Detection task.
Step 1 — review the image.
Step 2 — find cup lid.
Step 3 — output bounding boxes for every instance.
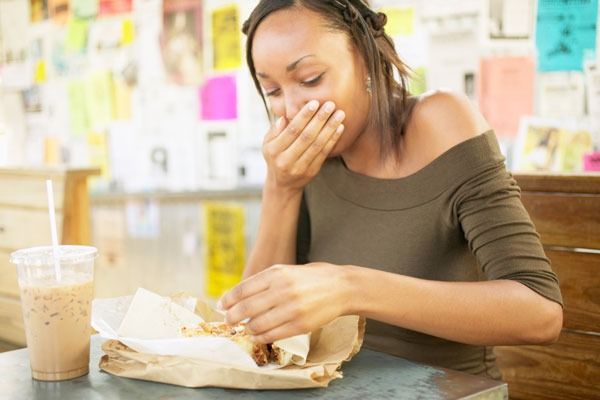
[10,246,98,266]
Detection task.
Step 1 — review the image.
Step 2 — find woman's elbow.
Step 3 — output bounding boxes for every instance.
[524,301,563,345]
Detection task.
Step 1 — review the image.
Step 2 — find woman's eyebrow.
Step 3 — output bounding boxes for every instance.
[256,54,317,79]
[286,54,316,72]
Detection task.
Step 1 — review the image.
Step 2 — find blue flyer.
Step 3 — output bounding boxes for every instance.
[536,0,598,71]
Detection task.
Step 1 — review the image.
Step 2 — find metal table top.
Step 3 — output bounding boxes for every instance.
[0,335,507,400]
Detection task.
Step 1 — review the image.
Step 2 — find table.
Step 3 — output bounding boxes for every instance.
[0,336,507,399]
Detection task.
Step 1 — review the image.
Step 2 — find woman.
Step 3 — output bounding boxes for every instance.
[218,0,563,379]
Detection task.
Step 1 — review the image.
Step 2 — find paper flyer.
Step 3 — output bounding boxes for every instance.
[30,0,49,22]
[72,0,99,18]
[135,0,166,85]
[99,0,132,15]
[584,61,600,125]
[43,135,61,165]
[203,203,246,298]
[198,124,239,188]
[44,81,71,140]
[88,131,111,180]
[488,0,533,40]
[65,18,89,53]
[212,4,242,71]
[379,6,414,37]
[107,121,141,191]
[85,70,114,129]
[161,0,203,85]
[49,0,69,24]
[478,56,535,138]
[538,72,586,118]
[536,0,598,71]
[125,199,160,239]
[0,0,30,89]
[200,75,238,120]
[514,117,594,172]
[33,60,47,83]
[112,79,132,120]
[67,79,90,136]
[121,18,135,45]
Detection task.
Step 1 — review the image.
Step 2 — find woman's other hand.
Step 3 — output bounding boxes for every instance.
[263,100,345,193]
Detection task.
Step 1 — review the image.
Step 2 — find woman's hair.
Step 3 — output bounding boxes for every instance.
[242,0,415,158]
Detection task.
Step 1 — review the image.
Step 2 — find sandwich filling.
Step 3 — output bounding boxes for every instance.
[180,322,291,366]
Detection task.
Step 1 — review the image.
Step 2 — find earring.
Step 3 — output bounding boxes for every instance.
[366,76,372,94]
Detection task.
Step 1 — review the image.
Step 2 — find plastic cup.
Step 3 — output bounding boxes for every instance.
[10,245,98,381]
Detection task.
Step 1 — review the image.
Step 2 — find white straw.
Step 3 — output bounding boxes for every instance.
[46,180,62,282]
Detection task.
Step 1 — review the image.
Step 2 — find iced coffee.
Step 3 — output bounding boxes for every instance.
[10,246,97,381]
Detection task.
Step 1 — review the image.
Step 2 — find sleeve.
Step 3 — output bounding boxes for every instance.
[295,190,311,264]
[455,162,563,306]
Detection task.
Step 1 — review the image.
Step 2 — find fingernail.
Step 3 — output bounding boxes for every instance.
[216,298,224,310]
[337,124,345,134]
[324,102,335,113]
[307,100,319,111]
[276,116,285,129]
[334,110,345,122]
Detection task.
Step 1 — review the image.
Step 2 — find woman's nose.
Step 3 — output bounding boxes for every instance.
[283,95,308,121]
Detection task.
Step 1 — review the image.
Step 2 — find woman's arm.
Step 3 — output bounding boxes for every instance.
[346,265,563,346]
[243,100,346,278]
[220,262,562,346]
[243,183,302,278]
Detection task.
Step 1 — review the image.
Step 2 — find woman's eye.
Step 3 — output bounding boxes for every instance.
[265,88,281,97]
[263,73,324,97]
[302,73,324,86]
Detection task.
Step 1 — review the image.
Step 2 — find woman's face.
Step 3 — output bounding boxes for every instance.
[251,6,371,156]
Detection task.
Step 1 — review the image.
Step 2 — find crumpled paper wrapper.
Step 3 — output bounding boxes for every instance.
[93,288,365,389]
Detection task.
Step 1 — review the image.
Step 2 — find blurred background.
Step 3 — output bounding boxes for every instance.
[0,0,598,303]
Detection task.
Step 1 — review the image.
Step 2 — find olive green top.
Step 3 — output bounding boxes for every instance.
[296,130,563,379]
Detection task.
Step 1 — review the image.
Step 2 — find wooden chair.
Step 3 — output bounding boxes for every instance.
[495,174,600,400]
[0,167,99,346]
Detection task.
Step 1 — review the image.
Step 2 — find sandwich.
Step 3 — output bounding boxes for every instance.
[180,321,293,366]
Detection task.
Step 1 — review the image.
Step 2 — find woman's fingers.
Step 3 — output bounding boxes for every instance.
[244,303,297,337]
[273,103,342,177]
[218,273,272,312]
[222,263,347,343]
[224,288,281,326]
[306,123,345,174]
[294,110,345,171]
[250,320,306,344]
[278,101,338,163]
[266,100,320,152]
[263,115,287,144]
[262,99,346,190]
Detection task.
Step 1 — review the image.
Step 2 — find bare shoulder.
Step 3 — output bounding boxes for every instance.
[406,89,491,156]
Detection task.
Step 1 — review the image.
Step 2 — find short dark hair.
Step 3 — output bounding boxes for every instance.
[242,0,415,158]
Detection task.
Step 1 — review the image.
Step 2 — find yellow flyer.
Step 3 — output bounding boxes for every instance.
[203,203,246,298]
[87,131,111,181]
[121,18,135,45]
[212,4,242,71]
[379,6,414,36]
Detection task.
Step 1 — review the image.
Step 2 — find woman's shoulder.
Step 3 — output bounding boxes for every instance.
[405,89,491,161]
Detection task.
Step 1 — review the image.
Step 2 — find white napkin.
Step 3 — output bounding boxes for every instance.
[92,288,310,369]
